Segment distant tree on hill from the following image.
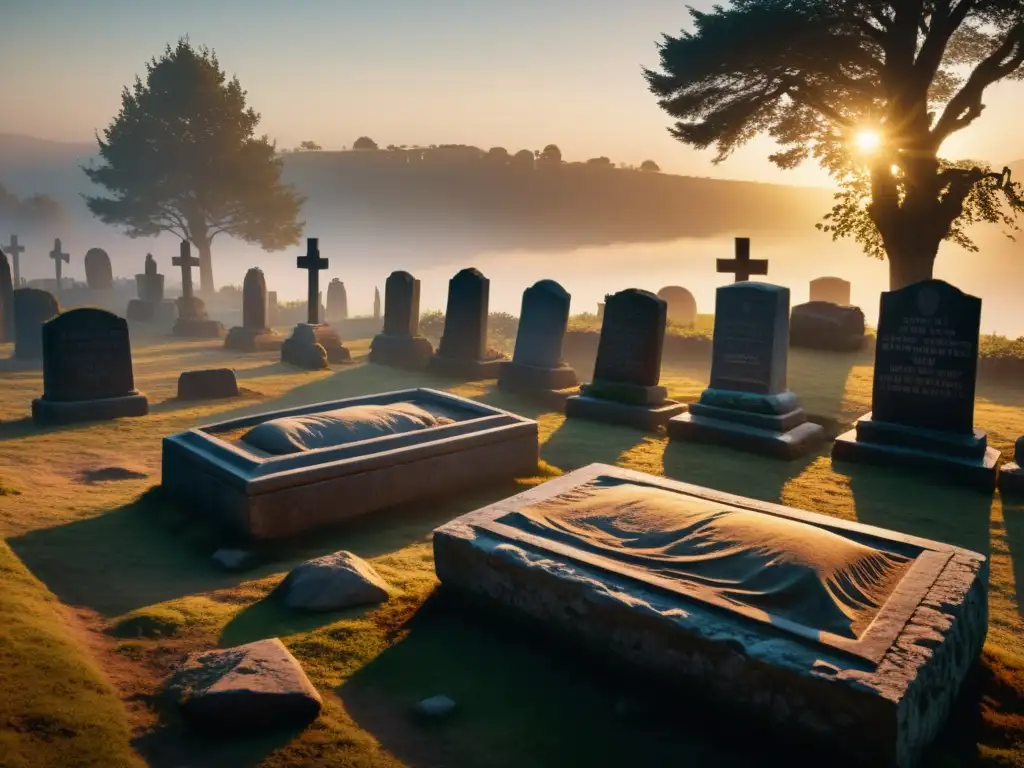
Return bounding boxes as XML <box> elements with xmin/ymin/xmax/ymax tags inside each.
<box><xmin>538</xmin><ymin>144</ymin><xmax>562</xmax><ymax>166</ymax></box>
<box><xmin>640</xmin><ymin>160</ymin><xmax>661</xmax><ymax>173</ymax></box>
<box><xmin>0</xmin><ymin>183</ymin><xmax>69</xmax><ymax>232</ymax></box>
<box><xmin>586</xmin><ymin>156</ymin><xmax>614</xmax><ymax>168</ymax></box>
<box><xmin>511</xmin><ymin>149</ymin><xmax>536</xmax><ymax>169</ymax></box>
<box><xmin>353</xmin><ymin>136</ymin><xmax>378</xmax><ymax>150</ymax></box>
<box><xmin>298</xmin><ymin>140</ymin><xmax>322</xmax><ymax>151</ymax></box>
<box><xmin>486</xmin><ymin>147</ymin><xmax>510</xmax><ymax>165</ymax></box>
<box><xmin>645</xmin><ymin>1</ymin><xmax>1024</xmax><ymax>288</ymax></box>
<box><xmin>82</xmin><ymin>39</ymin><xmax>303</xmax><ymax>293</ymax></box>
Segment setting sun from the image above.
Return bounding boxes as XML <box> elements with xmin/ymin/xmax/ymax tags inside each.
<box><xmin>854</xmin><ymin>129</ymin><xmax>882</xmax><ymax>154</ymax></box>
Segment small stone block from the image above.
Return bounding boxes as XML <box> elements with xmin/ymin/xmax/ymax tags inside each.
<box><xmin>224</xmin><ymin>326</ymin><xmax>283</xmax><ymax>352</ymax></box>
<box><xmin>686</xmin><ymin>401</ymin><xmax>808</xmax><ymax>433</ymax></box>
<box><xmin>177</xmin><ymin>369</ymin><xmax>240</xmax><ymax>400</ymax></box>
<box><xmin>667</xmin><ymin>411</ymin><xmax>826</xmax><ymax>460</ymax></box>
<box><xmin>565</xmin><ymin>394</ymin><xmax>685</xmax><ymax>432</ymax></box>
<box><xmin>31</xmin><ymin>392</ymin><xmax>149</xmax><ymax>426</ymax></box>
<box><xmin>428</xmin><ymin>355</ymin><xmax>505</xmax><ymax>380</ymax></box>
<box><xmin>497</xmin><ymin>360</ymin><xmax>579</xmax><ymax>394</ymax></box>
<box><xmin>368</xmin><ymin>334</ymin><xmax>434</xmax><ymax>370</ymax></box>
<box><xmin>998</xmin><ymin>463</ymin><xmax>1024</xmax><ymax>495</ymax></box>
<box><xmin>580</xmin><ymin>380</ymin><xmax>667</xmax><ymax>406</ymax></box>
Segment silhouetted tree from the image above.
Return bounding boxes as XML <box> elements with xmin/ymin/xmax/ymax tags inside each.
<box><xmin>353</xmin><ymin>136</ymin><xmax>378</xmax><ymax>150</ymax></box>
<box><xmin>640</xmin><ymin>160</ymin><xmax>661</xmax><ymax>172</ymax></box>
<box><xmin>486</xmin><ymin>147</ymin><xmax>510</xmax><ymax>165</ymax></box>
<box><xmin>0</xmin><ymin>184</ymin><xmax>69</xmax><ymax>231</ymax></box>
<box><xmin>539</xmin><ymin>144</ymin><xmax>562</xmax><ymax>166</ymax></box>
<box><xmin>298</xmin><ymin>140</ymin><xmax>322</xmax><ymax>151</ymax></box>
<box><xmin>83</xmin><ymin>39</ymin><xmax>303</xmax><ymax>293</ymax></box>
<box><xmin>511</xmin><ymin>149</ymin><xmax>536</xmax><ymax>169</ymax></box>
<box><xmin>645</xmin><ymin>1</ymin><xmax>1024</xmax><ymax>288</ymax></box>
<box><xmin>586</xmin><ymin>156</ymin><xmax>614</xmax><ymax>168</ymax></box>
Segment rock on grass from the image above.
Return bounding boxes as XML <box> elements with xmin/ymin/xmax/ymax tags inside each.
<box><xmin>279</xmin><ymin>551</ymin><xmax>390</xmax><ymax>611</ymax></box>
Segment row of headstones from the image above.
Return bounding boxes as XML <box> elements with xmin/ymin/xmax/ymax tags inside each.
<box><xmin>3</xmin><ymin>236</ymin><xmax>117</xmax><ymax>291</ymax></box>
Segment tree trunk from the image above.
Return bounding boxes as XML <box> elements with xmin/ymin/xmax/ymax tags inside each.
<box><xmin>197</xmin><ymin>239</ymin><xmax>214</xmax><ymax>295</ymax></box>
<box><xmin>884</xmin><ymin>236</ymin><xmax>938</xmax><ymax>290</ymax></box>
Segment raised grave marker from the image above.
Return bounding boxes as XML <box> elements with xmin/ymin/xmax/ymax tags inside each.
<box><xmin>224</xmin><ymin>267</ymin><xmax>282</xmax><ymax>352</ymax></box>
<box><xmin>373</xmin><ymin>287</ymin><xmax>381</xmax><ymax>319</ymax></box>
<box><xmin>716</xmin><ymin>237</ymin><xmax>767</xmax><ymax>283</ymax></box>
<box><xmin>369</xmin><ymin>270</ymin><xmax>433</xmax><ymax>369</ymax></box>
<box><xmin>0</xmin><ymin>248</ymin><xmax>13</xmax><ymax>342</ymax></box>
<box><xmin>656</xmin><ymin>285</ymin><xmax>697</xmax><ymax>326</ymax></box>
<box><xmin>48</xmin><ymin>238</ymin><xmax>70</xmax><ymax>292</ymax></box>
<box><xmin>32</xmin><ymin>307</ymin><xmax>148</xmax><ymax>424</ymax></box>
<box><xmin>668</xmin><ymin>282</ymin><xmax>824</xmax><ymax>458</ymax></box>
<box><xmin>5</xmin><ymin>235</ymin><xmax>24</xmax><ymax>286</ymax></box>
<box><xmin>13</xmin><ymin>288</ymin><xmax>59</xmax><ymax>359</ymax></box>
<box><xmin>809</xmin><ymin>276</ymin><xmax>851</xmax><ymax>305</ymax></box>
<box><xmin>433</xmin><ymin>462</ymin><xmax>988</xmax><ymax>768</ymax></box>
<box><xmin>498</xmin><ymin>279</ymin><xmax>578</xmax><ymax>395</ymax></box>
<box><xmin>428</xmin><ymin>268</ymin><xmax>504</xmax><ymax>379</ymax></box>
<box><xmin>565</xmin><ymin>288</ymin><xmax>684</xmax><ymax>431</ymax></box>
<box><xmin>84</xmin><ymin>248</ymin><xmax>113</xmax><ymax>291</ymax></box>
<box><xmin>832</xmin><ymin>279</ymin><xmax>998</xmax><ymax>489</ymax></box>
<box><xmin>281</xmin><ymin>238</ymin><xmax>351</xmax><ymax>368</ymax></box>
<box><xmin>172</xmin><ymin>241</ymin><xmax>223</xmax><ymax>337</ymax></box>
<box><xmin>127</xmin><ymin>253</ymin><xmax>176</xmax><ymax>324</ymax></box>
<box><xmin>326</xmin><ymin>278</ymin><xmax>348</xmax><ymax>322</ymax></box>
<box><xmin>790</xmin><ymin>301</ymin><xmax>866</xmax><ymax>352</ymax></box>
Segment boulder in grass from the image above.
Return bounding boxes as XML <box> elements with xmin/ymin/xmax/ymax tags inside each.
<box><xmin>177</xmin><ymin>368</ymin><xmax>240</xmax><ymax>400</ymax></box>
<box><xmin>280</xmin><ymin>550</ymin><xmax>390</xmax><ymax>611</ymax></box>
<box><xmin>168</xmin><ymin>638</ymin><xmax>322</xmax><ymax>733</ymax></box>
<box><xmin>790</xmin><ymin>301</ymin><xmax>866</xmax><ymax>352</ymax></box>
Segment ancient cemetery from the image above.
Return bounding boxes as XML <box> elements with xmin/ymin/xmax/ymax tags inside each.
<box><xmin>369</xmin><ymin>269</ymin><xmax>434</xmax><ymax>369</ymax></box>
<box><xmin>428</xmin><ymin>267</ymin><xmax>506</xmax><ymax>378</ymax></box>
<box><xmin>566</xmin><ymin>288</ymin><xmax>685</xmax><ymax>430</ymax></box>
<box><xmin>281</xmin><ymin>238</ymin><xmax>351</xmax><ymax>368</ymax></box>
<box><xmin>667</xmin><ymin>281</ymin><xmax>826</xmax><ymax>458</ymax></box>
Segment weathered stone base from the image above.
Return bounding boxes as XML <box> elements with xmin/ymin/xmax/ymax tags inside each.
<box><xmin>433</xmin><ymin>463</ymin><xmax>989</xmax><ymax>768</ymax></box>
<box><xmin>32</xmin><ymin>391</ymin><xmax>149</xmax><ymax>425</ymax></box>
<box><xmin>281</xmin><ymin>324</ymin><xmax>351</xmax><ymax>369</ymax></box>
<box><xmin>224</xmin><ymin>326</ymin><xmax>283</xmax><ymax>352</ymax></box>
<box><xmin>127</xmin><ymin>299</ymin><xmax>177</xmax><ymax>325</ymax></box>
<box><xmin>998</xmin><ymin>462</ymin><xmax>1024</xmax><ymax>495</ymax></box>
<box><xmin>428</xmin><ymin>355</ymin><xmax>505</xmax><ymax>380</ymax></box>
<box><xmin>368</xmin><ymin>334</ymin><xmax>434</xmax><ymax>370</ymax></box>
<box><xmin>833</xmin><ymin>413</ymin><xmax>999</xmax><ymax>492</ymax></box>
<box><xmin>565</xmin><ymin>394</ymin><xmax>684</xmax><ymax>432</ymax></box>
<box><xmin>497</xmin><ymin>361</ymin><xmax>578</xmax><ymax>395</ymax></box>
<box><xmin>309</xmin><ymin>324</ymin><xmax>352</xmax><ymax>364</ymax></box>
<box><xmin>668</xmin><ymin>388</ymin><xmax>825</xmax><ymax>459</ymax></box>
<box><xmin>173</xmin><ymin>317</ymin><xmax>225</xmax><ymax>338</ymax></box>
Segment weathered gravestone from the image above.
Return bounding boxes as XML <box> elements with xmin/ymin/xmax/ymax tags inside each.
<box><xmin>809</xmin><ymin>276</ymin><xmax>852</xmax><ymax>305</ymax></box>
<box><xmin>832</xmin><ymin>279</ymin><xmax>998</xmax><ymax>490</ymax></box>
<box><xmin>13</xmin><ymin>288</ymin><xmax>59</xmax><ymax>360</ymax></box>
<box><xmin>127</xmin><ymin>254</ymin><xmax>176</xmax><ymax>324</ymax></box>
<box><xmin>173</xmin><ymin>242</ymin><xmax>224</xmax><ymax>338</ymax></box>
<box><xmin>4</xmin><ymin>235</ymin><xmax>24</xmax><ymax>286</ymax></box>
<box><xmin>225</xmin><ymin>268</ymin><xmax>282</xmax><ymax>352</ymax></box>
<box><xmin>498</xmin><ymin>279</ymin><xmax>578</xmax><ymax>394</ymax></box>
<box><xmin>656</xmin><ymin>285</ymin><xmax>697</xmax><ymax>326</ymax></box>
<box><xmin>84</xmin><ymin>248</ymin><xmax>113</xmax><ymax>291</ymax></box>
<box><xmin>565</xmin><ymin>288</ymin><xmax>684</xmax><ymax>431</ymax></box>
<box><xmin>369</xmin><ymin>270</ymin><xmax>433</xmax><ymax>369</ymax></box>
<box><xmin>281</xmin><ymin>238</ymin><xmax>351</xmax><ymax>369</ymax></box>
<box><xmin>0</xmin><ymin>248</ymin><xmax>13</xmax><ymax>342</ymax></box>
<box><xmin>31</xmin><ymin>308</ymin><xmax>148</xmax><ymax>424</ymax></box>
<box><xmin>790</xmin><ymin>301</ymin><xmax>866</xmax><ymax>352</ymax></box>
<box><xmin>49</xmin><ymin>239</ymin><xmax>70</xmax><ymax>292</ymax></box>
<box><xmin>667</xmin><ymin>282</ymin><xmax>824</xmax><ymax>458</ymax></box>
<box><xmin>177</xmin><ymin>368</ymin><xmax>240</xmax><ymax>400</ymax></box>
<box><xmin>326</xmin><ymin>278</ymin><xmax>348</xmax><ymax>322</ymax></box>
<box><xmin>428</xmin><ymin>268</ymin><xmax>505</xmax><ymax>379</ymax></box>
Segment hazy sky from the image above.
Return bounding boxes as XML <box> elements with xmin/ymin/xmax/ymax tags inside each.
<box><xmin>4</xmin><ymin>0</ymin><xmax>1023</xmax><ymax>186</ymax></box>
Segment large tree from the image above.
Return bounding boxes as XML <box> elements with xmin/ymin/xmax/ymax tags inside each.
<box><xmin>644</xmin><ymin>0</ymin><xmax>1024</xmax><ymax>288</ymax></box>
<box><xmin>83</xmin><ymin>39</ymin><xmax>303</xmax><ymax>293</ymax></box>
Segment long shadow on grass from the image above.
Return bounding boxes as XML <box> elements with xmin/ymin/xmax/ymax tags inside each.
<box><xmin>339</xmin><ymin>591</ymin><xmax>867</xmax><ymax>768</ymax></box>
<box><xmin>540</xmin><ymin>417</ymin><xmax>651</xmax><ymax>474</ymax></box>
<box><xmin>1001</xmin><ymin>495</ymin><xmax>1024</xmax><ymax>619</ymax></box>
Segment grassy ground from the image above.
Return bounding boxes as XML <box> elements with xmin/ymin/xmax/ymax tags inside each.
<box><xmin>0</xmin><ymin>329</ymin><xmax>1022</xmax><ymax>767</ymax></box>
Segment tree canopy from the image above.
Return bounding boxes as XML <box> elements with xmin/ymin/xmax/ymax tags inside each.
<box><xmin>644</xmin><ymin>0</ymin><xmax>1024</xmax><ymax>287</ymax></box>
<box><xmin>83</xmin><ymin>39</ymin><xmax>303</xmax><ymax>293</ymax></box>
<box><xmin>353</xmin><ymin>136</ymin><xmax>379</xmax><ymax>150</ymax></box>
<box><xmin>640</xmin><ymin>160</ymin><xmax>661</xmax><ymax>172</ymax></box>
<box><xmin>0</xmin><ymin>184</ymin><xmax>68</xmax><ymax>233</ymax></box>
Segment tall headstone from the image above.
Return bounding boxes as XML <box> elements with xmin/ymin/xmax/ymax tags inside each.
<box><xmin>32</xmin><ymin>308</ymin><xmax>148</xmax><ymax>424</ymax></box>
<box><xmin>49</xmin><ymin>239</ymin><xmax>70</xmax><ymax>292</ymax></box>
<box><xmin>369</xmin><ymin>270</ymin><xmax>433</xmax><ymax>369</ymax></box>
<box><xmin>0</xmin><ymin>248</ymin><xmax>13</xmax><ymax>342</ymax></box>
<box><xmin>5</xmin><ymin>235</ymin><xmax>24</xmax><ymax>286</ymax></box>
<box><xmin>84</xmin><ymin>248</ymin><xmax>114</xmax><ymax>291</ymax></box>
<box><xmin>428</xmin><ymin>268</ymin><xmax>505</xmax><ymax>379</ymax></box>
<box><xmin>224</xmin><ymin>267</ymin><xmax>282</xmax><ymax>352</ymax></box>
<box><xmin>809</xmin><ymin>277</ymin><xmax>852</xmax><ymax>305</ymax></box>
<box><xmin>565</xmin><ymin>288</ymin><xmax>684</xmax><ymax>430</ymax></box>
<box><xmin>326</xmin><ymin>278</ymin><xmax>348</xmax><ymax>322</ymax></box>
<box><xmin>667</xmin><ymin>282</ymin><xmax>824</xmax><ymax>458</ymax></box>
<box><xmin>127</xmin><ymin>253</ymin><xmax>175</xmax><ymax>324</ymax></box>
<box><xmin>172</xmin><ymin>241</ymin><xmax>223</xmax><ymax>337</ymax></box>
<box><xmin>373</xmin><ymin>287</ymin><xmax>381</xmax><ymax>320</ymax></box>
<box><xmin>717</xmin><ymin>238</ymin><xmax>767</xmax><ymax>283</ymax></box>
<box><xmin>498</xmin><ymin>279</ymin><xmax>578</xmax><ymax>394</ymax></box>
<box><xmin>13</xmin><ymin>288</ymin><xmax>60</xmax><ymax>360</ymax></box>
<box><xmin>833</xmin><ymin>279</ymin><xmax>998</xmax><ymax>489</ymax></box>
<box><xmin>656</xmin><ymin>285</ymin><xmax>698</xmax><ymax>326</ymax></box>
<box><xmin>281</xmin><ymin>238</ymin><xmax>351</xmax><ymax>369</ymax></box>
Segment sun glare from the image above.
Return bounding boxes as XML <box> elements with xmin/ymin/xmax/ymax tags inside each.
<box><xmin>854</xmin><ymin>129</ymin><xmax>882</xmax><ymax>154</ymax></box>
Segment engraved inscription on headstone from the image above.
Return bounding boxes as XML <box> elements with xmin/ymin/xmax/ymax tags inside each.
<box><xmin>42</xmin><ymin>308</ymin><xmax>135</xmax><ymax>402</ymax></box>
<box><xmin>871</xmin><ymin>280</ymin><xmax>980</xmax><ymax>434</ymax></box>
<box><xmin>593</xmin><ymin>289</ymin><xmax>666</xmax><ymax>387</ymax></box>
<box><xmin>710</xmin><ymin>283</ymin><xmax>789</xmax><ymax>395</ymax></box>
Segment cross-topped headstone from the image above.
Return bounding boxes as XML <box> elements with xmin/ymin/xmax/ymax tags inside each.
<box><xmin>172</xmin><ymin>241</ymin><xmax>200</xmax><ymax>298</ymax></box>
<box><xmin>5</xmin><ymin>235</ymin><xmax>24</xmax><ymax>286</ymax></box>
<box><xmin>296</xmin><ymin>238</ymin><xmax>328</xmax><ymax>324</ymax></box>
<box><xmin>717</xmin><ymin>237</ymin><xmax>768</xmax><ymax>283</ymax></box>
<box><xmin>49</xmin><ymin>238</ymin><xmax>70</xmax><ymax>291</ymax></box>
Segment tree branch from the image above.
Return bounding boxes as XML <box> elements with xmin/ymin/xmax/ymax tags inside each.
<box><xmin>780</xmin><ymin>79</ymin><xmax>854</xmax><ymax>128</ymax></box>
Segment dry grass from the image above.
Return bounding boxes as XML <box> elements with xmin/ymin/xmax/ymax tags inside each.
<box><xmin>0</xmin><ymin>331</ymin><xmax>1022</xmax><ymax>767</ymax></box>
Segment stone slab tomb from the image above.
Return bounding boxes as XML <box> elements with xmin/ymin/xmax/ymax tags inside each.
<box><xmin>162</xmin><ymin>388</ymin><xmax>538</xmax><ymax>539</ymax></box>
<box><xmin>565</xmin><ymin>288</ymin><xmax>684</xmax><ymax>431</ymax></box>
<box><xmin>832</xmin><ymin>279</ymin><xmax>998</xmax><ymax>491</ymax></box>
<box><xmin>428</xmin><ymin>268</ymin><xmax>505</xmax><ymax>379</ymax></box>
<box><xmin>433</xmin><ymin>463</ymin><xmax>987</xmax><ymax>768</ymax></box>
<box><xmin>369</xmin><ymin>270</ymin><xmax>433</xmax><ymax>370</ymax></box>
<box><xmin>225</xmin><ymin>267</ymin><xmax>282</xmax><ymax>352</ymax></box>
<box><xmin>498</xmin><ymin>279</ymin><xmax>578</xmax><ymax>396</ymax></box>
<box><xmin>668</xmin><ymin>282</ymin><xmax>825</xmax><ymax>458</ymax></box>
<box><xmin>32</xmin><ymin>308</ymin><xmax>148</xmax><ymax>425</ymax></box>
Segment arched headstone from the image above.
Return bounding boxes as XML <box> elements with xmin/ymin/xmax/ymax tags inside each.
<box><xmin>656</xmin><ymin>285</ymin><xmax>698</xmax><ymax>326</ymax></box>
<box><xmin>84</xmin><ymin>248</ymin><xmax>113</xmax><ymax>290</ymax></box>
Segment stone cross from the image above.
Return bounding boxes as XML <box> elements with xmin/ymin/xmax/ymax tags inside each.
<box><xmin>297</xmin><ymin>238</ymin><xmax>328</xmax><ymax>324</ymax></box>
<box><xmin>49</xmin><ymin>238</ymin><xmax>70</xmax><ymax>291</ymax></box>
<box><xmin>717</xmin><ymin>237</ymin><xmax>768</xmax><ymax>283</ymax></box>
<box><xmin>5</xmin><ymin>235</ymin><xmax>24</xmax><ymax>286</ymax></box>
<box><xmin>172</xmin><ymin>241</ymin><xmax>200</xmax><ymax>299</ymax></box>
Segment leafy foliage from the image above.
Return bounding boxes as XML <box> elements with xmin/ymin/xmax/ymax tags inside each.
<box><xmin>353</xmin><ymin>136</ymin><xmax>379</xmax><ymax>150</ymax></box>
<box><xmin>640</xmin><ymin>160</ymin><xmax>661</xmax><ymax>172</ymax></box>
<box><xmin>0</xmin><ymin>184</ymin><xmax>68</xmax><ymax>232</ymax></box>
